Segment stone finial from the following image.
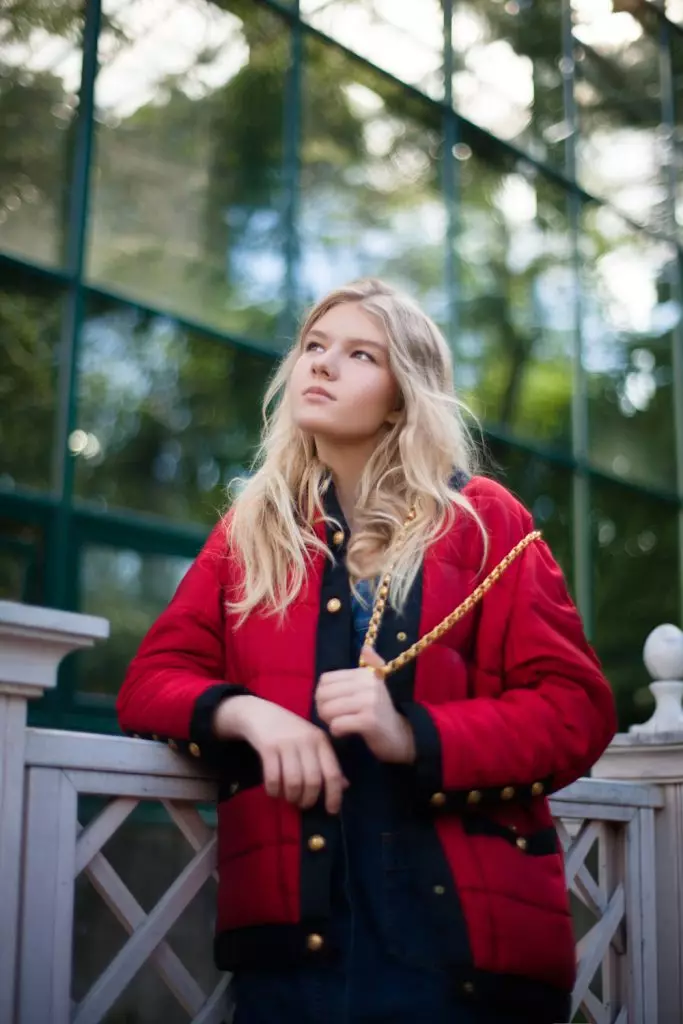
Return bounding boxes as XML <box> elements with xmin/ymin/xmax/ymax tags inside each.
<box><xmin>630</xmin><ymin>624</ymin><xmax>683</xmax><ymax>736</ymax></box>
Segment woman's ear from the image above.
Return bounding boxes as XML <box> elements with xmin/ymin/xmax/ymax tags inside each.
<box><xmin>385</xmin><ymin>409</ymin><xmax>402</xmax><ymax>426</ymax></box>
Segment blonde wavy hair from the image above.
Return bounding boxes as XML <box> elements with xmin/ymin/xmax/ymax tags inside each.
<box><xmin>226</xmin><ymin>278</ymin><xmax>487</xmax><ymax>622</ymax></box>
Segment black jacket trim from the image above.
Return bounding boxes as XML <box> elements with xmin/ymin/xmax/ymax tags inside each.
<box><xmin>461</xmin><ymin>814</ymin><xmax>559</xmax><ymax>856</ymax></box>
<box><xmin>215</xmin><ymin>924</ymin><xmax>570</xmax><ymax>1023</ymax></box>
<box><xmin>188</xmin><ymin>682</ymin><xmax>252</xmax><ymax>767</ymax></box>
<box><xmin>399</xmin><ymin>700</ymin><xmax>553</xmax><ymax>811</ymax></box>
<box><xmin>215</xmin><ymin>921</ymin><xmax>339</xmax><ymax>970</ymax></box>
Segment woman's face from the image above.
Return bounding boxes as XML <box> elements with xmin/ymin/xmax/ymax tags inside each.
<box><xmin>290</xmin><ymin>302</ymin><xmax>400</xmax><ymax>445</ymax></box>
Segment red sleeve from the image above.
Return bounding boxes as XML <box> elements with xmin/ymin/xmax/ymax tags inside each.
<box><xmin>401</xmin><ymin>478</ymin><xmax>617</xmax><ymax>808</ymax></box>
<box><xmin>116</xmin><ymin>521</ymin><xmax>250</xmax><ymax>761</ymax></box>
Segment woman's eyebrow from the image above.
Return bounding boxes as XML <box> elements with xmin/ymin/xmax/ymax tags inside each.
<box><xmin>305</xmin><ymin>328</ymin><xmax>387</xmax><ymax>350</ymax></box>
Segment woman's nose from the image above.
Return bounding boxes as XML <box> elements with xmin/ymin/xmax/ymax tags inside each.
<box><xmin>312</xmin><ymin>348</ymin><xmax>337</xmax><ymax>378</ymax></box>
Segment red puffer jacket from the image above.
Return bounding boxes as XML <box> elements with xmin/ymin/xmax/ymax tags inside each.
<box><xmin>117</xmin><ymin>476</ymin><xmax>616</xmax><ymax>1022</ymax></box>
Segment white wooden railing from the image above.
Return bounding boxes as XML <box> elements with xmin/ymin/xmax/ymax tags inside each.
<box><xmin>2</xmin><ymin>601</ymin><xmax>683</xmax><ymax>1024</ymax></box>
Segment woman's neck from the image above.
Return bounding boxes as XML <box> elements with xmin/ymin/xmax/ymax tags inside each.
<box><xmin>316</xmin><ymin>438</ymin><xmax>376</xmax><ymax>531</ymax></box>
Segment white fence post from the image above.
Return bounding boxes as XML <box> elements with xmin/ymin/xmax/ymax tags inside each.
<box><xmin>594</xmin><ymin>622</ymin><xmax>683</xmax><ymax>1023</ymax></box>
<box><xmin>0</xmin><ymin>602</ymin><xmax>109</xmax><ymax>1024</ymax></box>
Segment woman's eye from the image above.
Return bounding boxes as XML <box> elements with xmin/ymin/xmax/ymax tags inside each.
<box><xmin>305</xmin><ymin>341</ymin><xmax>323</xmax><ymax>353</ymax></box>
<box><xmin>352</xmin><ymin>350</ymin><xmax>375</xmax><ymax>363</ymax></box>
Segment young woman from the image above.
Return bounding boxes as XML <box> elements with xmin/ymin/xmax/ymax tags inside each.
<box><xmin>117</xmin><ymin>279</ymin><xmax>616</xmax><ymax>1024</ymax></box>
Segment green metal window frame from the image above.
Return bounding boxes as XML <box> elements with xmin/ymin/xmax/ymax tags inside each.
<box><xmin>1</xmin><ymin>0</ymin><xmax>682</xmax><ymax>732</ymax></box>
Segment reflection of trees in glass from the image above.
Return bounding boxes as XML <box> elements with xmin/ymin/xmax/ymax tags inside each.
<box><xmin>581</xmin><ymin>203</ymin><xmax>677</xmax><ymax>490</ymax></box>
<box><xmin>299</xmin><ymin>38</ymin><xmax>446</xmax><ymax>324</ymax></box>
<box><xmin>78</xmin><ymin>547</ymin><xmax>193</xmax><ymax>695</ymax></box>
<box><xmin>451</xmin><ymin>0</ymin><xmax>565</xmax><ymax>168</ymax></box>
<box><xmin>458</xmin><ymin>141</ymin><xmax>573</xmax><ymax>448</ymax></box>
<box><xmin>74</xmin><ymin>299</ymin><xmax>273</xmax><ymax>524</ymax></box>
<box><xmin>592</xmin><ymin>481</ymin><xmax>679</xmax><ymax>729</ymax></box>
<box><xmin>87</xmin><ymin>0</ymin><xmax>289</xmax><ymax>340</ymax></box>
<box><xmin>0</xmin><ymin>1</ymin><xmax>83</xmax><ymax>264</ymax></box>
<box><xmin>0</xmin><ymin>265</ymin><xmax>61</xmax><ymax>489</ymax></box>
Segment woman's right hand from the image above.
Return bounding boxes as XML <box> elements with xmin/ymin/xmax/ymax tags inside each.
<box><xmin>212</xmin><ymin>695</ymin><xmax>348</xmax><ymax>814</ymax></box>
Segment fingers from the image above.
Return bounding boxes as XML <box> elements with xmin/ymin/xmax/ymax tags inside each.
<box><xmin>317</xmin><ymin>737</ymin><xmax>347</xmax><ymax>815</ymax></box>
<box><xmin>262</xmin><ymin>748</ymin><xmax>282</xmax><ymax>800</ymax></box>
<box><xmin>298</xmin><ymin>743</ymin><xmax>324</xmax><ymax>810</ymax></box>
<box><xmin>359</xmin><ymin>645</ymin><xmax>386</xmax><ymax>671</ymax></box>
<box><xmin>280</xmin><ymin>745</ymin><xmax>304</xmax><ymax>806</ymax></box>
<box><xmin>328</xmin><ymin>714</ymin><xmax>362</xmax><ymax>740</ymax></box>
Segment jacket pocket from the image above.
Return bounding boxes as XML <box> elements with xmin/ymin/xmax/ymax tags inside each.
<box><xmin>461</xmin><ymin>810</ymin><xmax>568</xmax><ymax>913</ymax></box>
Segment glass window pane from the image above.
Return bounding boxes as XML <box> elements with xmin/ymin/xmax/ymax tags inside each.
<box><xmin>299</xmin><ymin>37</ymin><xmax>447</xmax><ymax>327</ymax></box>
<box><xmin>458</xmin><ymin>144</ymin><xmax>574</xmax><ymax>450</ymax></box>
<box><xmin>580</xmin><ymin>203</ymin><xmax>677</xmax><ymax>490</ymax></box>
<box><xmin>572</xmin><ymin>1</ymin><xmax>667</xmax><ymax>233</ymax></box>
<box><xmin>74</xmin><ymin>296</ymin><xmax>273</xmax><ymax>524</ymax></box>
<box><xmin>592</xmin><ymin>478</ymin><xmax>680</xmax><ymax>730</ymax></box>
<box><xmin>88</xmin><ymin>0</ymin><xmax>289</xmax><ymax>342</ymax></box>
<box><xmin>452</xmin><ymin>0</ymin><xmax>565</xmax><ymax>169</ymax></box>
<box><xmin>0</xmin><ymin>519</ymin><xmax>45</xmax><ymax>603</ymax></box>
<box><xmin>668</xmin><ymin>29</ymin><xmax>683</xmax><ymax>235</ymax></box>
<box><xmin>0</xmin><ymin>2</ymin><xmax>82</xmax><ymax>266</ymax></box>
<box><xmin>483</xmin><ymin>440</ymin><xmax>574</xmax><ymax>585</ymax></box>
<box><xmin>300</xmin><ymin>0</ymin><xmax>444</xmax><ymax>101</ymax></box>
<box><xmin>77</xmin><ymin>545</ymin><xmax>194</xmax><ymax>697</ymax></box>
<box><xmin>0</xmin><ymin>264</ymin><xmax>63</xmax><ymax>491</ymax></box>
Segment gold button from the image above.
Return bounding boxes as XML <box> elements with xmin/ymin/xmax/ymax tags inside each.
<box><xmin>229</xmin><ymin>782</ymin><xmax>239</xmax><ymax>796</ymax></box>
<box><xmin>433</xmin><ymin>884</ymin><xmax>445</xmax><ymax>895</ymax></box>
<box><xmin>326</xmin><ymin>597</ymin><xmax>342</xmax><ymax>613</ymax></box>
<box><xmin>332</xmin><ymin>530</ymin><xmax>344</xmax><ymax>546</ymax></box>
<box><xmin>516</xmin><ymin>837</ymin><xmax>528</xmax><ymax>851</ymax></box>
<box><xmin>466</xmin><ymin>790</ymin><xmax>482</xmax><ymax>805</ymax></box>
<box><xmin>188</xmin><ymin>742</ymin><xmax>201</xmax><ymax>758</ymax></box>
<box><xmin>429</xmin><ymin>792</ymin><xmax>447</xmax><ymax>808</ymax></box>
<box><xmin>531</xmin><ymin>781</ymin><xmax>545</xmax><ymax>796</ymax></box>
<box><xmin>308</xmin><ymin>834</ymin><xmax>326</xmax><ymax>852</ymax></box>
<box><xmin>306</xmin><ymin>933</ymin><xmax>324</xmax><ymax>952</ymax></box>
<box><xmin>463</xmin><ymin>981</ymin><xmax>475</xmax><ymax>995</ymax></box>
<box><xmin>168</xmin><ymin>739</ymin><xmax>179</xmax><ymax>752</ymax></box>
<box><xmin>501</xmin><ymin>786</ymin><xmax>515</xmax><ymax>800</ymax></box>
<box><xmin>397</xmin><ymin>631</ymin><xmax>407</xmax><ymax>642</ymax></box>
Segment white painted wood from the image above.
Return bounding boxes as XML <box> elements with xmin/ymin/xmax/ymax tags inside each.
<box><xmin>0</xmin><ymin>695</ymin><xmax>28</xmax><ymax>1024</ymax></box>
<box><xmin>594</xmin><ymin>735</ymin><xmax>683</xmax><ymax>1020</ymax></box>
<box><xmin>0</xmin><ymin>601</ymin><xmax>109</xmax><ymax>694</ymax></box>
<box><xmin>65</xmin><ymin>769</ymin><xmax>216</xmax><ymax>802</ymax></box>
<box><xmin>80</xmin><ymin>832</ymin><xmax>208</xmax><ymax>1014</ymax></box>
<box><xmin>191</xmin><ymin>975</ymin><xmax>232</xmax><ymax>1024</ymax></box>
<box><xmin>581</xmin><ymin>986</ymin><xmax>609</xmax><ymax>1024</ymax></box>
<box><xmin>553</xmin><ymin>778</ymin><xmax>664</xmax><ymax>809</ymax></box>
<box><xmin>73</xmin><ymin>837</ymin><xmax>217</xmax><ymax>1024</ymax></box>
<box><xmin>75</xmin><ymin>797</ymin><xmax>138</xmax><ymax>875</ymax></box>
<box><xmin>18</xmin><ymin>768</ymin><xmax>78</xmax><ymax>1024</ymax></box>
<box><xmin>572</xmin><ymin>884</ymin><xmax>626</xmax><ymax>1016</ymax></box>
<box><xmin>26</xmin><ymin>728</ymin><xmax>215</xmax><ymax>779</ymax></box>
<box><xmin>162</xmin><ymin>801</ymin><xmax>220</xmax><ymax>883</ymax></box>
<box><xmin>563</xmin><ymin>821</ymin><xmax>600</xmax><ymax>888</ymax></box>
<box><xmin>551</xmin><ymin>800</ymin><xmax>636</xmax><ymax>823</ymax></box>
<box><xmin>634</xmin><ymin>808</ymin><xmax>658</xmax><ymax>1024</ymax></box>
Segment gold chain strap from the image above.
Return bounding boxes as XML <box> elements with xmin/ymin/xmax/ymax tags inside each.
<box><xmin>359</xmin><ymin>528</ymin><xmax>542</xmax><ymax>679</ymax></box>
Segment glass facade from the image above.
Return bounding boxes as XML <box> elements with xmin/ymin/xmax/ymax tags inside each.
<box><xmin>1</xmin><ymin>0</ymin><xmax>682</xmax><ymax>733</ymax></box>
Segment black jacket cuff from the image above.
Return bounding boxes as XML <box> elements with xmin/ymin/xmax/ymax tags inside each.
<box><xmin>399</xmin><ymin>701</ymin><xmax>553</xmax><ymax>813</ymax></box>
<box><xmin>189</xmin><ymin>683</ymin><xmax>252</xmax><ymax>759</ymax></box>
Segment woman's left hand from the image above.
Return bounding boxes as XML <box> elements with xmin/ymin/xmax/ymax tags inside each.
<box><xmin>316</xmin><ymin>646</ymin><xmax>416</xmax><ymax>764</ymax></box>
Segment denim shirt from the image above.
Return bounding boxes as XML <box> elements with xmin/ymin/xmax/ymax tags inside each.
<box><xmin>328</xmin><ymin>579</ymin><xmax>444</xmax><ymax>974</ymax></box>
